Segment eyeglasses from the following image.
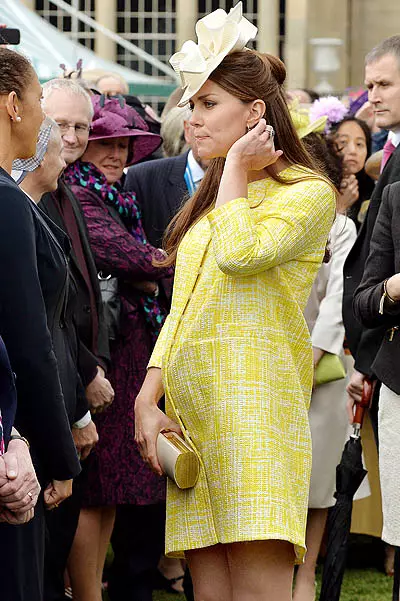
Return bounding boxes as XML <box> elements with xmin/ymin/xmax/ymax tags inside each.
<box><xmin>56</xmin><ymin>122</ymin><xmax>91</xmax><ymax>136</ymax></box>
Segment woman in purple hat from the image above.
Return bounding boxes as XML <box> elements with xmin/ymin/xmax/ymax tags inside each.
<box><xmin>64</xmin><ymin>95</ymin><xmax>173</xmax><ymax>601</ymax></box>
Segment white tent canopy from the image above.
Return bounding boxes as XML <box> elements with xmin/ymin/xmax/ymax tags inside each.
<box><xmin>0</xmin><ymin>0</ymin><xmax>175</xmax><ymax>95</ymax></box>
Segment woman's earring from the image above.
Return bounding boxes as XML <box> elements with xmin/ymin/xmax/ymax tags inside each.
<box><xmin>246</xmin><ymin>124</ymin><xmax>251</xmax><ymax>133</ymax></box>
<box><xmin>16</xmin><ymin>116</ymin><xmax>22</xmax><ymax>122</ymax></box>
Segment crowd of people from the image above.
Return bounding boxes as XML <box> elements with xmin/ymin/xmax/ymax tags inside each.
<box><xmin>1</xmin><ymin>3</ymin><xmax>400</xmax><ymax>601</ymax></box>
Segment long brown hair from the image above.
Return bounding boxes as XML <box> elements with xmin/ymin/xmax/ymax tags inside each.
<box><xmin>161</xmin><ymin>50</ymin><xmax>331</xmax><ymax>266</ymax></box>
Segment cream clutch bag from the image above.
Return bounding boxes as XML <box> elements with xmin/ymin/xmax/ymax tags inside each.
<box><xmin>157</xmin><ymin>431</ymin><xmax>200</xmax><ymax>489</ymax></box>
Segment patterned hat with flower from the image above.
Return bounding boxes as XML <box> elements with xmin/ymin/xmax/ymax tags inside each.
<box><xmin>89</xmin><ymin>95</ymin><xmax>162</xmax><ymax>165</ymax></box>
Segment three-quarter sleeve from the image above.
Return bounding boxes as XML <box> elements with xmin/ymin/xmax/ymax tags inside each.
<box><xmin>207</xmin><ymin>179</ymin><xmax>335</xmax><ymax>277</ymax></box>
<box><xmin>0</xmin><ymin>182</ymin><xmax>80</xmax><ymax>481</ymax></box>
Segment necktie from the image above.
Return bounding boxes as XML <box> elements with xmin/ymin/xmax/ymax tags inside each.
<box><xmin>381</xmin><ymin>138</ymin><xmax>396</xmax><ymax>172</ymax></box>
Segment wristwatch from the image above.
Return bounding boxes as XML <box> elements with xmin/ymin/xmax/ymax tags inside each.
<box><xmin>8</xmin><ymin>435</ymin><xmax>30</xmax><ymax>449</ymax></box>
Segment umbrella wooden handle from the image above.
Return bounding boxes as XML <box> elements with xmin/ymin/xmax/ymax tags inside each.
<box><xmin>354</xmin><ymin>378</ymin><xmax>373</xmax><ymax>427</ymax></box>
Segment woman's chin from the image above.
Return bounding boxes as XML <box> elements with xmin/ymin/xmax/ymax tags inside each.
<box><xmin>197</xmin><ymin>147</ymin><xmax>225</xmax><ymax>161</ymax></box>
<box><xmin>344</xmin><ymin>163</ymin><xmax>360</xmax><ymax>175</ymax></box>
<box><xmin>199</xmin><ymin>152</ymin><xmax>213</xmax><ymax>161</ymax></box>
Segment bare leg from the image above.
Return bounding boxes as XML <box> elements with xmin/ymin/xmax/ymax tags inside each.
<box><xmin>385</xmin><ymin>544</ymin><xmax>395</xmax><ymax>576</ymax></box>
<box><xmin>68</xmin><ymin>506</ymin><xmax>116</xmax><ymax>601</ymax></box>
<box><xmin>186</xmin><ymin>540</ymin><xmax>295</xmax><ymax>601</ymax></box>
<box><xmin>97</xmin><ymin>507</ymin><xmax>116</xmax><ymax>585</ymax></box>
<box><xmin>186</xmin><ymin>544</ymin><xmax>232</xmax><ymax>601</ymax></box>
<box><xmin>158</xmin><ymin>555</ymin><xmax>185</xmax><ymax>593</ymax></box>
<box><xmin>228</xmin><ymin>540</ymin><xmax>295</xmax><ymax>601</ymax></box>
<box><xmin>293</xmin><ymin>508</ymin><xmax>328</xmax><ymax>601</ymax></box>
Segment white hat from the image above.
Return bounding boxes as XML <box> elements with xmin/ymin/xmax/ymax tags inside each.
<box><xmin>170</xmin><ymin>2</ymin><xmax>257</xmax><ymax>107</ymax></box>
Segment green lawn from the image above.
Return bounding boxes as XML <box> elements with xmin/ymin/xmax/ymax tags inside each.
<box><xmin>152</xmin><ymin>568</ymin><xmax>394</xmax><ymax>600</ymax></box>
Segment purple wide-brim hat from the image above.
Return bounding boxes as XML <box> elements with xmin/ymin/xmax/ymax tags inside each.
<box><xmin>89</xmin><ymin>95</ymin><xmax>162</xmax><ymax>165</ymax></box>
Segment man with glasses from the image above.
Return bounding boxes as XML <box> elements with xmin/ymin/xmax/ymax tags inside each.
<box><xmin>43</xmin><ymin>80</ymin><xmax>92</xmax><ymax>164</ymax></box>
<box><xmin>39</xmin><ymin>79</ymin><xmax>114</xmax><ymax>601</ymax></box>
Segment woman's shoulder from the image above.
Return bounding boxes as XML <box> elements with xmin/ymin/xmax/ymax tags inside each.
<box><xmin>281</xmin><ymin>165</ymin><xmax>333</xmax><ymax>193</ymax></box>
<box><xmin>69</xmin><ymin>183</ymin><xmax>102</xmax><ymax>204</ymax></box>
<box><xmin>252</xmin><ymin>166</ymin><xmax>335</xmax><ymax>209</ymax></box>
<box><xmin>330</xmin><ymin>213</ymin><xmax>357</xmax><ymax>248</ymax></box>
<box><xmin>0</xmin><ymin>171</ymin><xmax>24</xmax><ymax>198</ymax></box>
<box><xmin>0</xmin><ymin>175</ymin><xmax>35</xmax><ymax>221</ymax></box>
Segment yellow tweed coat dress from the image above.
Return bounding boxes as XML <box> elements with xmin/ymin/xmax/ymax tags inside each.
<box><xmin>149</xmin><ymin>167</ymin><xmax>336</xmax><ymax>562</ymax></box>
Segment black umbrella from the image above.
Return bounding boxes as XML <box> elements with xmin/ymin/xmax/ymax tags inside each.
<box><xmin>392</xmin><ymin>547</ymin><xmax>400</xmax><ymax>601</ymax></box>
<box><xmin>319</xmin><ymin>379</ymin><xmax>372</xmax><ymax>601</ymax></box>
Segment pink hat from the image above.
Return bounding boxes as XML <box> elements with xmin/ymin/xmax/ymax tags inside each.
<box><xmin>89</xmin><ymin>95</ymin><xmax>162</xmax><ymax>165</ymax></box>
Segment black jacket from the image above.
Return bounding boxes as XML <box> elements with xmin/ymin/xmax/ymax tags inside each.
<box><xmin>40</xmin><ymin>180</ymin><xmax>110</xmax><ymax>386</ymax></box>
<box><xmin>343</xmin><ymin>144</ymin><xmax>400</xmax><ymax>376</ymax></box>
<box><xmin>353</xmin><ymin>181</ymin><xmax>400</xmax><ymax>394</ymax></box>
<box><xmin>0</xmin><ymin>169</ymin><xmax>80</xmax><ymax>481</ymax></box>
<box><xmin>0</xmin><ymin>336</ymin><xmax>16</xmax><ymax>447</ymax></box>
<box><xmin>125</xmin><ymin>152</ymin><xmax>189</xmax><ymax>248</ymax></box>
<box><xmin>37</xmin><ymin>209</ymin><xmax>90</xmax><ymax>427</ymax></box>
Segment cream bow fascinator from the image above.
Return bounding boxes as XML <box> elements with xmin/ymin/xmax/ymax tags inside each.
<box><xmin>170</xmin><ymin>2</ymin><xmax>257</xmax><ymax>107</ymax></box>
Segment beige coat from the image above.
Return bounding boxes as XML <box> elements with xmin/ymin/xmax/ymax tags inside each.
<box><xmin>304</xmin><ymin>214</ymin><xmax>357</xmax><ymax>508</ymax></box>
<box><xmin>150</xmin><ymin>169</ymin><xmax>335</xmax><ymax>559</ymax></box>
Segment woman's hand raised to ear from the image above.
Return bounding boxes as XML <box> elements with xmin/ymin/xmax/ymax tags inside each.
<box><xmin>226</xmin><ymin>118</ymin><xmax>283</xmax><ymax>172</ymax></box>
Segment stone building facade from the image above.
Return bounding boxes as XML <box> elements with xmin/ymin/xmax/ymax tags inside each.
<box><xmin>22</xmin><ymin>0</ymin><xmax>400</xmax><ymax>96</ymax></box>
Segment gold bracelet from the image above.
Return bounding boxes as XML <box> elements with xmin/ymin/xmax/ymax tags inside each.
<box><xmin>379</xmin><ymin>279</ymin><xmax>398</xmax><ymax>314</ymax></box>
<box><xmin>8</xmin><ymin>435</ymin><xmax>30</xmax><ymax>449</ymax></box>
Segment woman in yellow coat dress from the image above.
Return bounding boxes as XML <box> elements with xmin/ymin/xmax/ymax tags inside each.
<box><xmin>135</xmin><ymin>5</ymin><xmax>336</xmax><ymax>600</ymax></box>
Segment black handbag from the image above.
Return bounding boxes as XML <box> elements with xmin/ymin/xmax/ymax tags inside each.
<box><xmin>97</xmin><ymin>203</ymin><xmax>127</xmax><ymax>342</ymax></box>
<box><xmin>98</xmin><ymin>272</ymin><xmax>120</xmax><ymax>341</ymax></box>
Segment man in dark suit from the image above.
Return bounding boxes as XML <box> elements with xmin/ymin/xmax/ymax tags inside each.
<box><xmin>125</xmin><ymin>113</ymin><xmax>208</xmax><ymax>248</ymax></box>
<box><xmin>344</xmin><ymin>35</ymin><xmax>400</xmax><ymax>422</ymax></box>
<box><xmin>35</xmin><ymin>78</ymin><xmax>113</xmax><ymax>601</ymax></box>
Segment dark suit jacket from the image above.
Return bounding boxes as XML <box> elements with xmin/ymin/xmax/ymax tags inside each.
<box><xmin>124</xmin><ymin>152</ymin><xmax>189</xmax><ymax>248</ymax></box>
<box><xmin>37</xmin><ymin>209</ymin><xmax>89</xmax><ymax>426</ymax></box>
<box><xmin>353</xmin><ymin>181</ymin><xmax>400</xmax><ymax>394</ymax></box>
<box><xmin>343</xmin><ymin>144</ymin><xmax>400</xmax><ymax>376</ymax></box>
<box><xmin>0</xmin><ymin>168</ymin><xmax>80</xmax><ymax>481</ymax></box>
<box><xmin>40</xmin><ymin>180</ymin><xmax>110</xmax><ymax>387</ymax></box>
<box><xmin>0</xmin><ymin>336</ymin><xmax>16</xmax><ymax>447</ymax></box>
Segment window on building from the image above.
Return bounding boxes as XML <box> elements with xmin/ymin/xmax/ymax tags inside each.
<box><xmin>116</xmin><ymin>0</ymin><xmax>176</xmax><ymax>78</ymax></box>
<box><xmin>36</xmin><ymin>0</ymin><xmax>96</xmax><ymax>50</ymax></box>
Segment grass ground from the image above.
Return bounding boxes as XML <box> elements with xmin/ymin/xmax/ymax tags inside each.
<box><xmin>152</xmin><ymin>567</ymin><xmax>394</xmax><ymax>600</ymax></box>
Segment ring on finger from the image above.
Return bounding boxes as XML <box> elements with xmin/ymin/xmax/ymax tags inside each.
<box><xmin>27</xmin><ymin>491</ymin><xmax>33</xmax><ymax>500</ymax></box>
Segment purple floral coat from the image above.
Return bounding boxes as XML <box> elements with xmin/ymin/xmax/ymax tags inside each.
<box><xmin>72</xmin><ymin>184</ymin><xmax>172</xmax><ymax>506</ymax></box>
